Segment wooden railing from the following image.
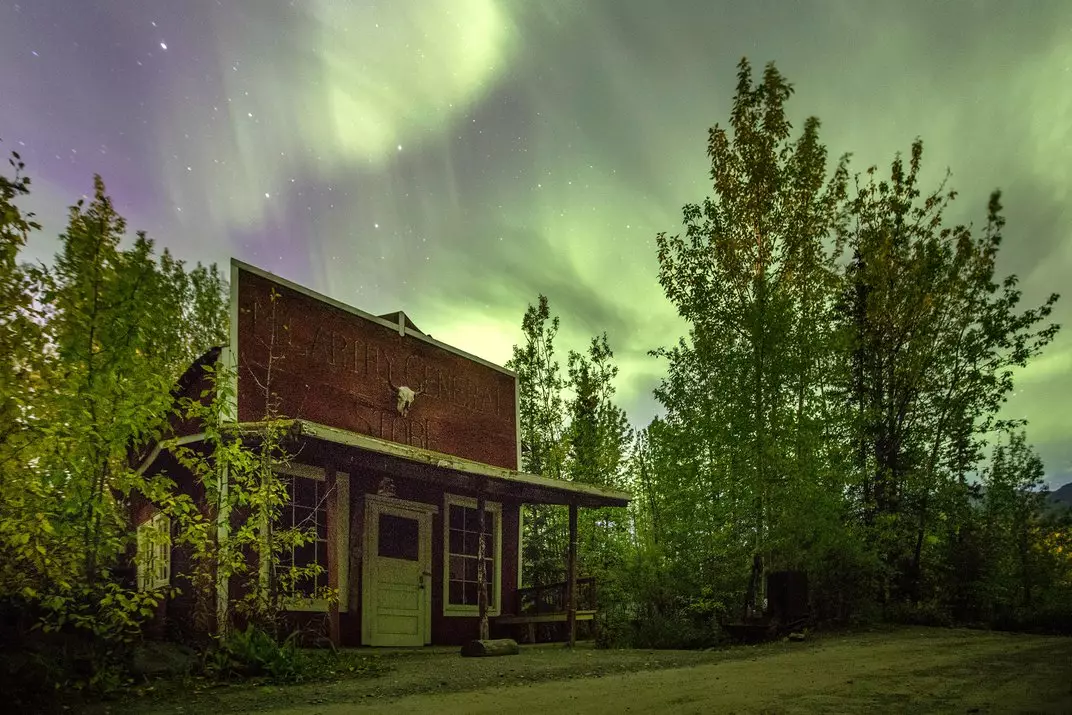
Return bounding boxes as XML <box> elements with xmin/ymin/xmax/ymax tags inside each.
<box><xmin>516</xmin><ymin>576</ymin><xmax>597</xmax><ymax>615</ymax></box>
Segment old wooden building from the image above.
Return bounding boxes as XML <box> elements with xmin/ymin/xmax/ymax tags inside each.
<box><xmin>134</xmin><ymin>259</ymin><xmax>630</xmax><ymax>647</ymax></box>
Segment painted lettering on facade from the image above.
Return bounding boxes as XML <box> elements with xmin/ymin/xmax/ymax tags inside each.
<box><xmin>239</xmin><ymin>269</ymin><xmax>517</xmax><ymax>468</ymax></box>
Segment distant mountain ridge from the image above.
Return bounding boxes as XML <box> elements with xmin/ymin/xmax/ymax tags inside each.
<box><xmin>968</xmin><ymin>482</ymin><xmax>1072</xmax><ymax>517</ymax></box>
<box><xmin>1047</xmin><ymin>482</ymin><xmax>1072</xmax><ymax>511</ymax></box>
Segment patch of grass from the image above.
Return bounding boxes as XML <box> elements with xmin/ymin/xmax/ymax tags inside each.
<box><xmin>94</xmin><ymin>648</ymin><xmax>391</xmax><ymax>715</ymax></box>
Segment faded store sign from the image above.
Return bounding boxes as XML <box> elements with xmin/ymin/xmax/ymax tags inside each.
<box><xmin>236</xmin><ymin>267</ymin><xmax>518</xmax><ymax>470</ymax></box>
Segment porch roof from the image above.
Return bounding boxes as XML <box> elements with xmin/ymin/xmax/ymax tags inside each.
<box><xmin>290</xmin><ymin>419</ymin><xmax>631</xmax><ymax>508</ymax></box>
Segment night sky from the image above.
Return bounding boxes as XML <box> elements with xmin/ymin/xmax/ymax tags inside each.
<box><xmin>1</xmin><ymin>1</ymin><xmax>1069</xmax><ymax>488</ymax></box>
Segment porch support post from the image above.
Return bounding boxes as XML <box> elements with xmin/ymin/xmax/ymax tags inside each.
<box><xmin>477</xmin><ymin>493</ymin><xmax>489</xmax><ymax>640</ymax></box>
<box><xmin>566</xmin><ymin>501</ymin><xmax>578</xmax><ymax>647</ymax></box>
<box><xmin>325</xmin><ymin>465</ymin><xmax>340</xmax><ymax>647</ymax></box>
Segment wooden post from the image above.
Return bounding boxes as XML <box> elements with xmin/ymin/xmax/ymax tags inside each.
<box><xmin>325</xmin><ymin>465</ymin><xmax>340</xmax><ymax>647</ymax></box>
<box><xmin>477</xmin><ymin>495</ymin><xmax>489</xmax><ymax>641</ymax></box>
<box><xmin>567</xmin><ymin>502</ymin><xmax>578</xmax><ymax>647</ymax></box>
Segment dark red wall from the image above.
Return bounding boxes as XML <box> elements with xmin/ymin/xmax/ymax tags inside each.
<box><xmin>235</xmin><ymin>268</ymin><xmax>518</xmax><ymax>470</ymax></box>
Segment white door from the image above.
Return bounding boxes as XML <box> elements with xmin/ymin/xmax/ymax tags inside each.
<box><xmin>363</xmin><ymin>496</ymin><xmax>434</xmax><ymax>646</ymax></box>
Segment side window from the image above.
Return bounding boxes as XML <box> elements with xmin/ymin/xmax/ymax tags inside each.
<box><xmin>443</xmin><ymin>495</ymin><xmax>501</xmax><ymax>614</ymax></box>
<box><xmin>277</xmin><ymin>474</ymin><xmax>330</xmax><ymax>597</ymax></box>
<box><xmin>136</xmin><ymin>513</ymin><xmax>171</xmax><ymax>591</ymax></box>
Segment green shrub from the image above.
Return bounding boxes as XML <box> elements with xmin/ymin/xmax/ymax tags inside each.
<box><xmin>203</xmin><ymin>625</ymin><xmax>303</xmax><ymax>682</ymax></box>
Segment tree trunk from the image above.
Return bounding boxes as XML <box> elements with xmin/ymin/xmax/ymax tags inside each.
<box><xmin>477</xmin><ymin>495</ymin><xmax>489</xmax><ymax>641</ymax></box>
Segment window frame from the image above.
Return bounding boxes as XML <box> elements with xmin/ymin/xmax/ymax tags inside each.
<box><xmin>274</xmin><ymin>463</ymin><xmax>350</xmax><ymax>613</ymax></box>
<box><xmin>442</xmin><ymin>493</ymin><xmax>502</xmax><ymax>617</ymax></box>
<box><xmin>136</xmin><ymin>512</ymin><xmax>171</xmax><ymax>591</ymax></box>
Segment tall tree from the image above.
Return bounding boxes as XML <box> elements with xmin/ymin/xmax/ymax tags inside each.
<box><xmin>652</xmin><ymin>58</ymin><xmax>850</xmax><ymax>600</ymax></box>
<box><xmin>506</xmin><ymin>295</ymin><xmax>568</xmax><ymax>586</ymax></box>
<box><xmin>0</xmin><ymin>166</ymin><xmax>228</xmax><ymax>666</ymax></box>
<box><xmin>837</xmin><ymin>141</ymin><xmax>1060</xmax><ymax>601</ymax></box>
<box><xmin>565</xmin><ymin>334</ymin><xmax>633</xmax><ymax>580</ymax></box>
<box><xmin>37</xmin><ymin>176</ymin><xmax>227</xmax><ymax>586</ymax></box>
<box><xmin>0</xmin><ymin>146</ymin><xmax>50</xmax><ymax>600</ymax></box>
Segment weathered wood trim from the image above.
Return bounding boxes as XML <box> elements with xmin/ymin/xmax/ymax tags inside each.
<box><xmin>298</xmin><ymin>420</ymin><xmax>631</xmax><ymax>507</ymax></box>
<box><xmin>325</xmin><ymin>466</ymin><xmax>340</xmax><ymax>645</ymax></box>
<box><xmin>133</xmin><ymin>432</ymin><xmax>207</xmax><ymax>477</ymax></box>
<box><xmin>226</xmin><ymin>258</ymin><xmax>240</xmax><ymax>421</ymax></box>
<box><xmin>567</xmin><ymin>502</ymin><xmax>578</xmax><ymax>647</ymax></box>
<box><xmin>364</xmin><ymin>492</ymin><xmax>440</xmax><ymax>515</ymax></box>
<box><xmin>514</xmin><ymin>377</ymin><xmax>522</xmax><ymax>471</ymax></box>
<box><xmin>138</xmin><ymin>420</ymin><xmax>631</xmax><ymax>508</ymax></box>
<box><xmin>517</xmin><ymin>506</ymin><xmax>524</xmax><ymax>591</ymax></box>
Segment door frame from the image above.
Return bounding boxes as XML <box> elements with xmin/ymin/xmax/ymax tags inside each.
<box><xmin>361</xmin><ymin>493</ymin><xmax>438</xmax><ymax>646</ymax></box>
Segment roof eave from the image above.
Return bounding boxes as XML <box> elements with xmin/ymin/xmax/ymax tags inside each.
<box><xmin>294</xmin><ymin>419</ymin><xmax>631</xmax><ymax>508</ymax></box>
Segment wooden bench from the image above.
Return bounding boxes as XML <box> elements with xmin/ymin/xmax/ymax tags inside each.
<box><xmin>496</xmin><ymin>611</ymin><xmax>597</xmax><ymax>643</ymax></box>
<box><xmin>496</xmin><ymin>577</ymin><xmax>597</xmax><ymax>643</ymax></box>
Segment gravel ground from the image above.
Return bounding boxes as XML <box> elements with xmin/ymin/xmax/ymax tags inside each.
<box><xmin>100</xmin><ymin>627</ymin><xmax>1072</xmax><ymax>714</ymax></box>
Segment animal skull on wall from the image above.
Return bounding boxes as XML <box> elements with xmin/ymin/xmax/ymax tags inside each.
<box><xmin>388</xmin><ymin>375</ymin><xmax>424</xmax><ymax>417</ymax></box>
<box><xmin>394</xmin><ymin>385</ymin><xmax>420</xmax><ymax>417</ymax></box>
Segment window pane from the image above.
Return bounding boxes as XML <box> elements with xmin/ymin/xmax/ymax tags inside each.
<box><xmin>294</xmin><ymin>542</ymin><xmax>314</xmax><ymax>568</ymax></box>
<box><xmin>449</xmin><ymin>528</ymin><xmax>464</xmax><ymax>555</ymax></box>
<box><xmin>293</xmin><ymin>506</ymin><xmax>314</xmax><ymax>529</ymax></box>
<box><xmin>464</xmin><ymin>531</ymin><xmax>479</xmax><ymax>556</ymax></box>
<box><xmin>464</xmin><ymin>557</ymin><xmax>477</xmax><ymax>582</ymax></box>
<box><xmin>463</xmin><ymin>581</ymin><xmax>477</xmax><ymax>605</ymax></box>
<box><xmin>449</xmin><ymin>555</ymin><xmax>466</xmax><ymax>580</ymax></box>
<box><xmin>449</xmin><ymin>504</ymin><xmax>465</xmax><ymax>529</ymax></box>
<box><xmin>449</xmin><ymin>580</ymin><xmax>465</xmax><ymax>605</ymax></box>
<box><xmin>295</xmin><ymin>575</ymin><xmax>314</xmax><ymax>597</ymax></box>
<box><xmin>294</xmin><ymin>477</ymin><xmax>315</xmax><ymax>506</ymax></box>
<box><xmin>378</xmin><ymin>513</ymin><xmax>419</xmax><ymax>561</ymax></box>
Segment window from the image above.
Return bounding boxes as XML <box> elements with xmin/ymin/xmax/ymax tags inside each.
<box><xmin>378</xmin><ymin>513</ymin><xmax>419</xmax><ymax>561</ymax></box>
<box><xmin>274</xmin><ymin>464</ymin><xmax>350</xmax><ymax>612</ymax></box>
<box><xmin>136</xmin><ymin>513</ymin><xmax>171</xmax><ymax>591</ymax></box>
<box><xmin>277</xmin><ymin>474</ymin><xmax>330</xmax><ymax>597</ymax></box>
<box><xmin>443</xmin><ymin>494</ymin><xmax>501</xmax><ymax>615</ymax></box>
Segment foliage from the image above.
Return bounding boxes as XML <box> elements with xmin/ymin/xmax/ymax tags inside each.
<box><xmin>836</xmin><ymin>137</ymin><xmax>1059</xmax><ymax>604</ymax></box>
<box><xmin>203</xmin><ymin>625</ymin><xmax>303</xmax><ymax>681</ymax></box>
<box><xmin>0</xmin><ymin>151</ymin><xmax>228</xmax><ymax>697</ymax></box>
<box><xmin>506</xmin><ymin>295</ymin><xmax>569</xmax><ymax>586</ymax></box>
<box><xmin>171</xmin><ymin>356</ymin><xmax>337</xmax><ymax>638</ymax></box>
<box><xmin>499</xmin><ymin>58</ymin><xmax>1067</xmax><ymax>649</ymax></box>
<box><xmin>631</xmin><ymin>57</ymin><xmax>1064</xmax><ymax>642</ymax></box>
<box><xmin>506</xmin><ymin>295</ymin><xmax>635</xmax><ymax>592</ymax></box>
<box><xmin>647</xmin><ymin>57</ymin><xmax>852</xmax><ymax>621</ymax></box>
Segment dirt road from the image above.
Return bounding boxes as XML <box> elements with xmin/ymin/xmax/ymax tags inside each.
<box><xmin>122</xmin><ymin>628</ymin><xmax>1072</xmax><ymax>714</ymax></box>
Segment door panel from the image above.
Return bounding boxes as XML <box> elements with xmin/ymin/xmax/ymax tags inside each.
<box><xmin>364</xmin><ymin>498</ymin><xmax>433</xmax><ymax>646</ymax></box>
